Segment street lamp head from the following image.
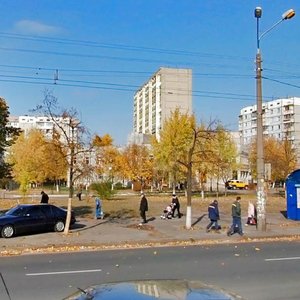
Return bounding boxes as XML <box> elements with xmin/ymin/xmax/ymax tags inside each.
<box><xmin>255</xmin><ymin>7</ymin><xmax>262</xmax><ymax>18</ymax></box>
<box><xmin>282</xmin><ymin>9</ymin><xmax>295</xmax><ymax>20</ymax></box>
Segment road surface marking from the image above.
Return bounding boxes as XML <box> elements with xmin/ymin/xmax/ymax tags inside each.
<box><xmin>26</xmin><ymin>269</ymin><xmax>102</xmax><ymax>276</ymax></box>
<box><xmin>265</xmin><ymin>256</ymin><xmax>300</xmax><ymax>262</ymax></box>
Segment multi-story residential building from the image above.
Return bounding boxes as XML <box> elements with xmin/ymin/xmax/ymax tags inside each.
<box><xmin>239</xmin><ymin>97</ymin><xmax>300</xmax><ymax>166</ymax></box>
<box><xmin>8</xmin><ymin>115</ymin><xmax>78</xmax><ymax>143</ymax></box>
<box><xmin>8</xmin><ymin>115</ymin><xmax>97</xmax><ymax>187</ymax></box>
<box><xmin>130</xmin><ymin>67</ymin><xmax>192</xmax><ymax>144</ymax></box>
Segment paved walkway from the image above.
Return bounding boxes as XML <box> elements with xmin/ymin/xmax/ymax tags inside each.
<box><xmin>1</xmin><ymin>212</ymin><xmax>300</xmax><ymax>256</ymax></box>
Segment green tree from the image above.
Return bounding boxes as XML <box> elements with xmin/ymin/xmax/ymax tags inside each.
<box><xmin>0</xmin><ymin>98</ymin><xmax>20</xmax><ymax>178</ymax></box>
<box><xmin>89</xmin><ymin>181</ymin><xmax>116</xmax><ymax>199</ymax></box>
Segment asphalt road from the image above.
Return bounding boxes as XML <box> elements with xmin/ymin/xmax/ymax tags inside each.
<box><xmin>1</xmin><ymin>241</ymin><xmax>300</xmax><ymax>300</ymax></box>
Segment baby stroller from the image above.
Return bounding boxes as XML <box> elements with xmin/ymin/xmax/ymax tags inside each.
<box><xmin>161</xmin><ymin>203</ymin><xmax>174</xmax><ymax>220</ymax></box>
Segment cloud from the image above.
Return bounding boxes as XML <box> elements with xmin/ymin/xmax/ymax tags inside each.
<box><xmin>13</xmin><ymin>19</ymin><xmax>61</xmax><ymax>35</ymax></box>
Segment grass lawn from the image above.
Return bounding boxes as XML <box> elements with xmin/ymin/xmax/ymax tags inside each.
<box><xmin>0</xmin><ymin>189</ymin><xmax>287</xmax><ymax>220</ymax></box>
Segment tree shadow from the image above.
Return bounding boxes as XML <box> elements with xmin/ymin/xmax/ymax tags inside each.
<box><xmin>192</xmin><ymin>214</ymin><xmax>206</xmax><ymax>227</ymax></box>
<box><xmin>61</xmin><ymin>206</ymin><xmax>93</xmax><ymax>218</ymax></box>
<box><xmin>71</xmin><ymin>219</ymin><xmax>110</xmax><ymax>232</ymax></box>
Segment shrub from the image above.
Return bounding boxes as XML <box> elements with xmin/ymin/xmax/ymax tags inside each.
<box><xmin>89</xmin><ymin>181</ymin><xmax>116</xmax><ymax>199</ymax></box>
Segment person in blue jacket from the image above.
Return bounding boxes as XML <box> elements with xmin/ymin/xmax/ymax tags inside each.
<box><xmin>206</xmin><ymin>200</ymin><xmax>220</xmax><ymax>232</ymax></box>
<box><xmin>95</xmin><ymin>196</ymin><xmax>103</xmax><ymax>219</ymax></box>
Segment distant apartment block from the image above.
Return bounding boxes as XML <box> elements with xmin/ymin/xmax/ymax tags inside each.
<box><xmin>8</xmin><ymin>115</ymin><xmax>78</xmax><ymax>143</ymax></box>
<box><xmin>130</xmin><ymin>67</ymin><xmax>192</xmax><ymax>144</ymax></box>
<box><xmin>239</xmin><ymin>97</ymin><xmax>300</xmax><ymax>165</ymax></box>
<box><xmin>8</xmin><ymin>115</ymin><xmax>97</xmax><ymax>186</ymax></box>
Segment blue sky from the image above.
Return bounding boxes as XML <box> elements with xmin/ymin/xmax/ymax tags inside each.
<box><xmin>0</xmin><ymin>0</ymin><xmax>300</xmax><ymax>145</ymax></box>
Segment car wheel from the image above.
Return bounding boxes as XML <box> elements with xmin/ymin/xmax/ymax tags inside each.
<box><xmin>54</xmin><ymin>221</ymin><xmax>65</xmax><ymax>232</ymax></box>
<box><xmin>244</xmin><ymin>186</ymin><xmax>248</xmax><ymax>190</ymax></box>
<box><xmin>1</xmin><ymin>225</ymin><xmax>14</xmax><ymax>238</ymax></box>
<box><xmin>232</xmin><ymin>186</ymin><xmax>236</xmax><ymax>190</ymax></box>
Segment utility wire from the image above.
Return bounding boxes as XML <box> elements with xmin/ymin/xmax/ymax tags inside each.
<box><xmin>0</xmin><ymin>31</ymin><xmax>251</xmax><ymax>61</ymax></box>
<box><xmin>0</xmin><ymin>72</ymin><xmax>283</xmax><ymax>101</ymax></box>
<box><xmin>263</xmin><ymin>76</ymin><xmax>300</xmax><ymax>89</ymax></box>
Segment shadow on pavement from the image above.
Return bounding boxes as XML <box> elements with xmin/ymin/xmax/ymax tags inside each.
<box><xmin>192</xmin><ymin>214</ymin><xmax>206</xmax><ymax>227</ymax></box>
<box><xmin>72</xmin><ymin>219</ymin><xmax>109</xmax><ymax>232</ymax></box>
<box><xmin>147</xmin><ymin>217</ymin><xmax>156</xmax><ymax>222</ymax></box>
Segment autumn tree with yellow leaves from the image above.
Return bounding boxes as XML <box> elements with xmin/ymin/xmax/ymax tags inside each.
<box><xmin>7</xmin><ymin>129</ymin><xmax>67</xmax><ymax>195</ymax></box>
<box><xmin>152</xmin><ymin>109</ymin><xmax>216</xmax><ymax>229</ymax></box>
<box><xmin>92</xmin><ymin>133</ymin><xmax>122</xmax><ymax>192</ymax></box>
<box><xmin>205</xmin><ymin>125</ymin><xmax>238</xmax><ymax>194</ymax></box>
<box><xmin>33</xmin><ymin>90</ymin><xmax>94</xmax><ymax>234</ymax></box>
<box><xmin>119</xmin><ymin>144</ymin><xmax>154</xmax><ymax>190</ymax></box>
<box><xmin>249</xmin><ymin>136</ymin><xmax>297</xmax><ymax>183</ymax></box>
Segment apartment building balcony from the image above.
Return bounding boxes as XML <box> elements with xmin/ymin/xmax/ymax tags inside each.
<box><xmin>283</xmin><ymin>117</ymin><xmax>294</xmax><ymax>123</ymax></box>
<box><xmin>283</xmin><ymin>109</ymin><xmax>294</xmax><ymax>115</ymax></box>
<box><xmin>251</xmin><ymin>113</ymin><xmax>257</xmax><ymax>120</ymax></box>
<box><xmin>283</xmin><ymin>123</ymin><xmax>293</xmax><ymax>130</ymax></box>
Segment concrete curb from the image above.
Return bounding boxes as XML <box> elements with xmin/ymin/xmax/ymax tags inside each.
<box><xmin>2</xmin><ymin>234</ymin><xmax>300</xmax><ymax>257</ymax></box>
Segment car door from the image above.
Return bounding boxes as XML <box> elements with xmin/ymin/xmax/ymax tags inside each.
<box><xmin>40</xmin><ymin>205</ymin><xmax>56</xmax><ymax>230</ymax></box>
<box><xmin>23</xmin><ymin>206</ymin><xmax>48</xmax><ymax>233</ymax></box>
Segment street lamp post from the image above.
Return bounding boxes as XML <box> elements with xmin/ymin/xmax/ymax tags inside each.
<box><xmin>254</xmin><ymin>7</ymin><xmax>295</xmax><ymax>231</ymax></box>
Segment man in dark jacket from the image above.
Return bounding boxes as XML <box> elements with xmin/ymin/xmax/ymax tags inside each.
<box><xmin>206</xmin><ymin>200</ymin><xmax>220</xmax><ymax>232</ymax></box>
<box><xmin>227</xmin><ymin>196</ymin><xmax>243</xmax><ymax>236</ymax></box>
<box><xmin>40</xmin><ymin>191</ymin><xmax>49</xmax><ymax>204</ymax></box>
<box><xmin>171</xmin><ymin>193</ymin><xmax>181</xmax><ymax>218</ymax></box>
<box><xmin>139</xmin><ymin>192</ymin><xmax>148</xmax><ymax>225</ymax></box>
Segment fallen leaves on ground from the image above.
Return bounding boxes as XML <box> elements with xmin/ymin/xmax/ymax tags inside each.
<box><xmin>126</xmin><ymin>224</ymin><xmax>155</xmax><ymax>231</ymax></box>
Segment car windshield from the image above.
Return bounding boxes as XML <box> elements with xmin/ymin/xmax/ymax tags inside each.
<box><xmin>5</xmin><ymin>206</ymin><xmax>28</xmax><ymax>217</ymax></box>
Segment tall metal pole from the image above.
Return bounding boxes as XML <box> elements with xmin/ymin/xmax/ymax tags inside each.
<box><xmin>256</xmin><ymin>50</ymin><xmax>267</xmax><ymax>231</ymax></box>
<box><xmin>255</xmin><ymin>7</ymin><xmax>267</xmax><ymax>231</ymax></box>
<box><xmin>254</xmin><ymin>7</ymin><xmax>295</xmax><ymax>231</ymax></box>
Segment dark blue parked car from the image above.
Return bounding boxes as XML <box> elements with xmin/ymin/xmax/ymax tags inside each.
<box><xmin>0</xmin><ymin>204</ymin><xmax>76</xmax><ymax>238</ymax></box>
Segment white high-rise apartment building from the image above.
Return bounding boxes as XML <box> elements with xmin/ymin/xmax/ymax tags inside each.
<box><xmin>239</xmin><ymin>97</ymin><xmax>300</xmax><ymax>164</ymax></box>
<box><xmin>131</xmin><ymin>67</ymin><xmax>192</xmax><ymax>144</ymax></box>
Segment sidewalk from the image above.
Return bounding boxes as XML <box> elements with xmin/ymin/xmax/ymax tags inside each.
<box><xmin>1</xmin><ymin>213</ymin><xmax>300</xmax><ymax>256</ymax></box>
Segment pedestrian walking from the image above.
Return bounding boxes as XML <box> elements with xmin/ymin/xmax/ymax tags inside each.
<box><xmin>171</xmin><ymin>193</ymin><xmax>181</xmax><ymax>218</ymax></box>
<box><xmin>76</xmin><ymin>189</ymin><xmax>82</xmax><ymax>201</ymax></box>
<box><xmin>206</xmin><ymin>200</ymin><xmax>220</xmax><ymax>232</ymax></box>
<box><xmin>227</xmin><ymin>196</ymin><xmax>243</xmax><ymax>236</ymax></box>
<box><xmin>139</xmin><ymin>192</ymin><xmax>148</xmax><ymax>225</ymax></box>
<box><xmin>40</xmin><ymin>191</ymin><xmax>49</xmax><ymax>204</ymax></box>
<box><xmin>95</xmin><ymin>196</ymin><xmax>103</xmax><ymax>219</ymax></box>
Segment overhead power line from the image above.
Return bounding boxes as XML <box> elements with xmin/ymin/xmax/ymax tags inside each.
<box><xmin>263</xmin><ymin>76</ymin><xmax>300</xmax><ymax>89</ymax></box>
<box><xmin>0</xmin><ymin>31</ymin><xmax>250</xmax><ymax>61</ymax></box>
<box><xmin>0</xmin><ymin>73</ymin><xmax>272</xmax><ymax>102</ymax></box>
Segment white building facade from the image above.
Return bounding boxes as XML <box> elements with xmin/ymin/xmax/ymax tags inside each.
<box><xmin>8</xmin><ymin>115</ymin><xmax>54</xmax><ymax>139</ymax></box>
<box><xmin>130</xmin><ymin>67</ymin><xmax>192</xmax><ymax>144</ymax></box>
<box><xmin>239</xmin><ymin>97</ymin><xmax>300</xmax><ymax>167</ymax></box>
<box><xmin>8</xmin><ymin>115</ymin><xmax>80</xmax><ymax>143</ymax></box>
